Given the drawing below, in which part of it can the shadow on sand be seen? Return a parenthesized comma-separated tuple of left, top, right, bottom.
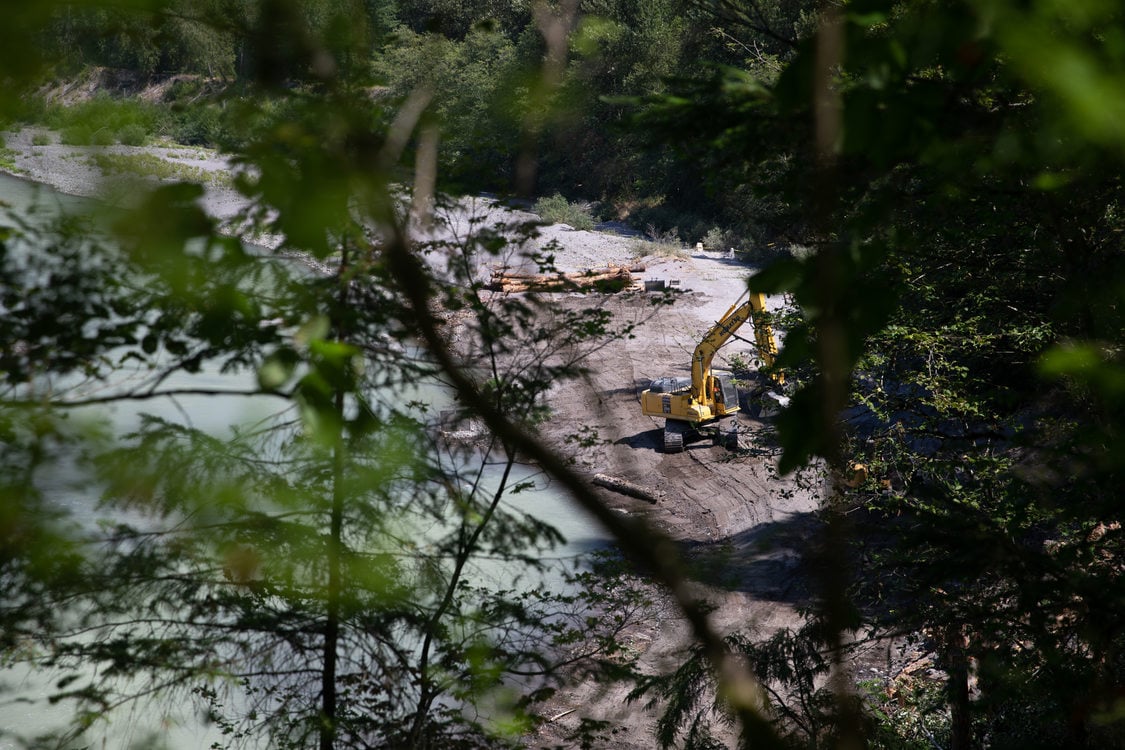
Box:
(679, 510, 823, 606)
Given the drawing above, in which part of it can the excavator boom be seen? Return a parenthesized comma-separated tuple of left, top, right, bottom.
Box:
(691, 289, 780, 400)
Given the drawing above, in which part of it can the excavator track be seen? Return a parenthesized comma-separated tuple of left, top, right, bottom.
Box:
(720, 416, 742, 451)
(663, 420, 687, 453)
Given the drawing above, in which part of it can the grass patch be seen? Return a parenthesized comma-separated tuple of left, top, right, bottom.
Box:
(31, 132, 51, 146)
(90, 152, 228, 187)
(533, 193, 596, 230)
(628, 227, 689, 260)
(31, 82, 235, 150)
(0, 147, 21, 173)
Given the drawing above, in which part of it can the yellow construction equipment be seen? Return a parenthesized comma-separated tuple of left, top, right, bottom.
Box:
(640, 289, 783, 453)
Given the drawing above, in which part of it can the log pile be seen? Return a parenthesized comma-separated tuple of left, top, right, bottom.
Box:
(486, 264, 643, 293)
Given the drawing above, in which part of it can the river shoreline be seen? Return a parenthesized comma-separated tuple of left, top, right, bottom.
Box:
(1, 125, 287, 247)
(0, 125, 648, 272)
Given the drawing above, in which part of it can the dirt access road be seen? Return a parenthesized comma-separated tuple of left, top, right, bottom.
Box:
(518, 244, 825, 746)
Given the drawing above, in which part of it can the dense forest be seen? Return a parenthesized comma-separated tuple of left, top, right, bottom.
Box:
(5, 0, 817, 250)
(2, 1, 1124, 749)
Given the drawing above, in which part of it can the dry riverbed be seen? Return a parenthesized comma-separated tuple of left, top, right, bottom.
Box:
(2, 124, 903, 747)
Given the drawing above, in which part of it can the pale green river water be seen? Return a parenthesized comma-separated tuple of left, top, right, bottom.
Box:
(0, 172, 609, 749)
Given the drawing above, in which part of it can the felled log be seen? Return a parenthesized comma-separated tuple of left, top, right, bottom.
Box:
(486, 264, 642, 293)
(488, 267, 632, 293)
(592, 473, 663, 504)
(492, 263, 645, 280)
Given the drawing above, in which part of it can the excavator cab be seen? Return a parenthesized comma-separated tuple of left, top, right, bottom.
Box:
(712, 374, 740, 415)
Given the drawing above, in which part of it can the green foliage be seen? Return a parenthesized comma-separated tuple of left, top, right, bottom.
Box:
(618, 0, 1125, 747)
(47, 95, 165, 146)
(396, 0, 532, 40)
(532, 192, 596, 230)
(0, 147, 14, 173)
(630, 624, 834, 748)
(700, 226, 735, 252)
(116, 122, 148, 146)
(863, 678, 952, 750)
(0, 146, 18, 177)
(169, 102, 233, 148)
(539, 0, 698, 202)
(371, 24, 525, 190)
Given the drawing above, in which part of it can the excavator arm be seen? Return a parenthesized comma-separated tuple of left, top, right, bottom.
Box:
(690, 289, 780, 401)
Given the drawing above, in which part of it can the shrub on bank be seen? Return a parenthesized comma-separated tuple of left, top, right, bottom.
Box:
(117, 123, 148, 146)
(171, 103, 227, 147)
(0, 146, 18, 173)
(702, 226, 739, 253)
(533, 193, 596, 230)
(59, 124, 94, 145)
(47, 94, 165, 146)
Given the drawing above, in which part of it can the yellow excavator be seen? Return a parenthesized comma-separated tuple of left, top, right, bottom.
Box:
(640, 289, 783, 453)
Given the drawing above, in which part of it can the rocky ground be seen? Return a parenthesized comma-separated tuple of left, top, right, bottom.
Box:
(1, 125, 911, 747)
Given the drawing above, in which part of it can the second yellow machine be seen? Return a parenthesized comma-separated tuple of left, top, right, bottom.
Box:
(640, 289, 783, 453)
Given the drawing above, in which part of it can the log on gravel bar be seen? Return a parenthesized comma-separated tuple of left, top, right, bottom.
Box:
(592, 473, 663, 504)
(487, 264, 642, 293)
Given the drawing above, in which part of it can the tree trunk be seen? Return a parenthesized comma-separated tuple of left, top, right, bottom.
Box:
(320, 425, 344, 750)
(320, 244, 351, 750)
(943, 625, 972, 750)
